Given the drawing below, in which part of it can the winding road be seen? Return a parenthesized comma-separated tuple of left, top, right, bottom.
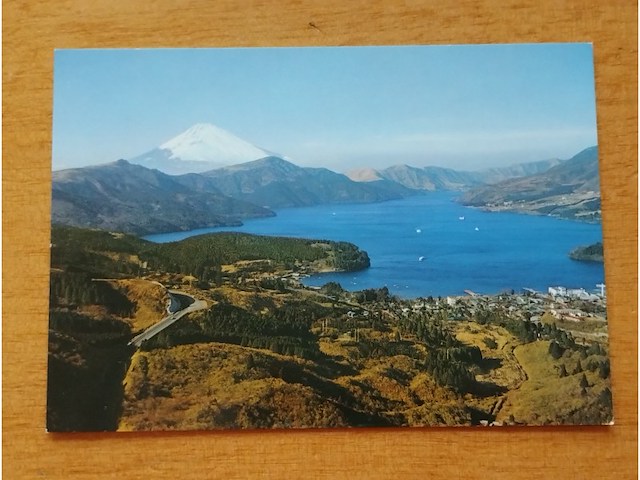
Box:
(128, 288, 207, 348)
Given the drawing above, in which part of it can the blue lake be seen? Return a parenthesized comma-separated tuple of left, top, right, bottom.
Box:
(144, 193, 605, 298)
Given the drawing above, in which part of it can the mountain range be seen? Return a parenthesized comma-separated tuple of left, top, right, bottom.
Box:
(459, 146, 601, 221)
(179, 156, 413, 209)
(51, 123, 601, 234)
(51, 157, 414, 234)
(346, 158, 564, 191)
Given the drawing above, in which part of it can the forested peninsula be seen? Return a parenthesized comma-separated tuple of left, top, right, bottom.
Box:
(569, 242, 604, 262)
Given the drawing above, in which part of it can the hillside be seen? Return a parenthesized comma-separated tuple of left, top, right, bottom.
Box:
(194, 156, 414, 208)
(47, 225, 371, 431)
(380, 164, 479, 191)
(474, 158, 564, 183)
(345, 167, 384, 182)
(48, 225, 611, 431)
(459, 146, 600, 221)
(52, 160, 275, 235)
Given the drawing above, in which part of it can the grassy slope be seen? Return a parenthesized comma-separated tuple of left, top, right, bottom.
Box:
(454, 322, 526, 417)
(496, 341, 611, 425)
(454, 323, 612, 425)
(122, 343, 352, 430)
(540, 311, 609, 346)
(111, 279, 169, 331)
(119, 335, 470, 431)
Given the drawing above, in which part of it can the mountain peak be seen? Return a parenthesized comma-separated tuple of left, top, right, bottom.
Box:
(346, 167, 383, 182)
(246, 156, 298, 169)
(158, 123, 270, 164)
(205, 156, 301, 176)
(128, 123, 273, 175)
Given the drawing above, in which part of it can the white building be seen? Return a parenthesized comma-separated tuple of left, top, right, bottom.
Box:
(548, 286, 567, 297)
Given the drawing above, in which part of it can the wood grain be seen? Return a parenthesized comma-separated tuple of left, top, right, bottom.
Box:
(3, 1, 637, 478)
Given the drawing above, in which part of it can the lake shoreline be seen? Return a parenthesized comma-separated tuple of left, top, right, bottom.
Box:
(143, 192, 605, 299)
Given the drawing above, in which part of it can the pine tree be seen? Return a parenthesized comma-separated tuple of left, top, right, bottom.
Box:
(588, 342, 602, 356)
(548, 341, 564, 360)
(579, 373, 589, 389)
(587, 360, 599, 372)
(573, 359, 583, 375)
(599, 360, 611, 379)
(598, 387, 613, 409)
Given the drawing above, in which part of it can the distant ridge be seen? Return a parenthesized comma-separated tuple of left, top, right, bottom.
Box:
(380, 164, 479, 191)
(176, 156, 414, 208)
(459, 146, 600, 222)
(347, 158, 564, 191)
(475, 158, 564, 184)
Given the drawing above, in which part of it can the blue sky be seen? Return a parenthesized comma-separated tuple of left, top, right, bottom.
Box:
(52, 44, 598, 172)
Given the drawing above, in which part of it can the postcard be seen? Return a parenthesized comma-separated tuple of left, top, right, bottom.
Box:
(48, 44, 612, 431)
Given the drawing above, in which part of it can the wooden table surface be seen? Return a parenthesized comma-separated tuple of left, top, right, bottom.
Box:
(3, 1, 637, 478)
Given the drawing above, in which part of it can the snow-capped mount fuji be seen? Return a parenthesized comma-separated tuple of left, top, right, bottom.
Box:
(128, 123, 275, 175)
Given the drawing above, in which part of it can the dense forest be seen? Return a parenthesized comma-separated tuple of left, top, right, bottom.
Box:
(50, 271, 135, 315)
(142, 301, 327, 360)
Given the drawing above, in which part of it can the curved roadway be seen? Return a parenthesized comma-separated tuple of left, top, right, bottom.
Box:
(128, 289, 207, 348)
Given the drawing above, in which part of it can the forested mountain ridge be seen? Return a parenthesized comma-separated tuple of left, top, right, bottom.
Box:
(52, 160, 275, 235)
(52, 156, 414, 235)
(194, 156, 414, 208)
